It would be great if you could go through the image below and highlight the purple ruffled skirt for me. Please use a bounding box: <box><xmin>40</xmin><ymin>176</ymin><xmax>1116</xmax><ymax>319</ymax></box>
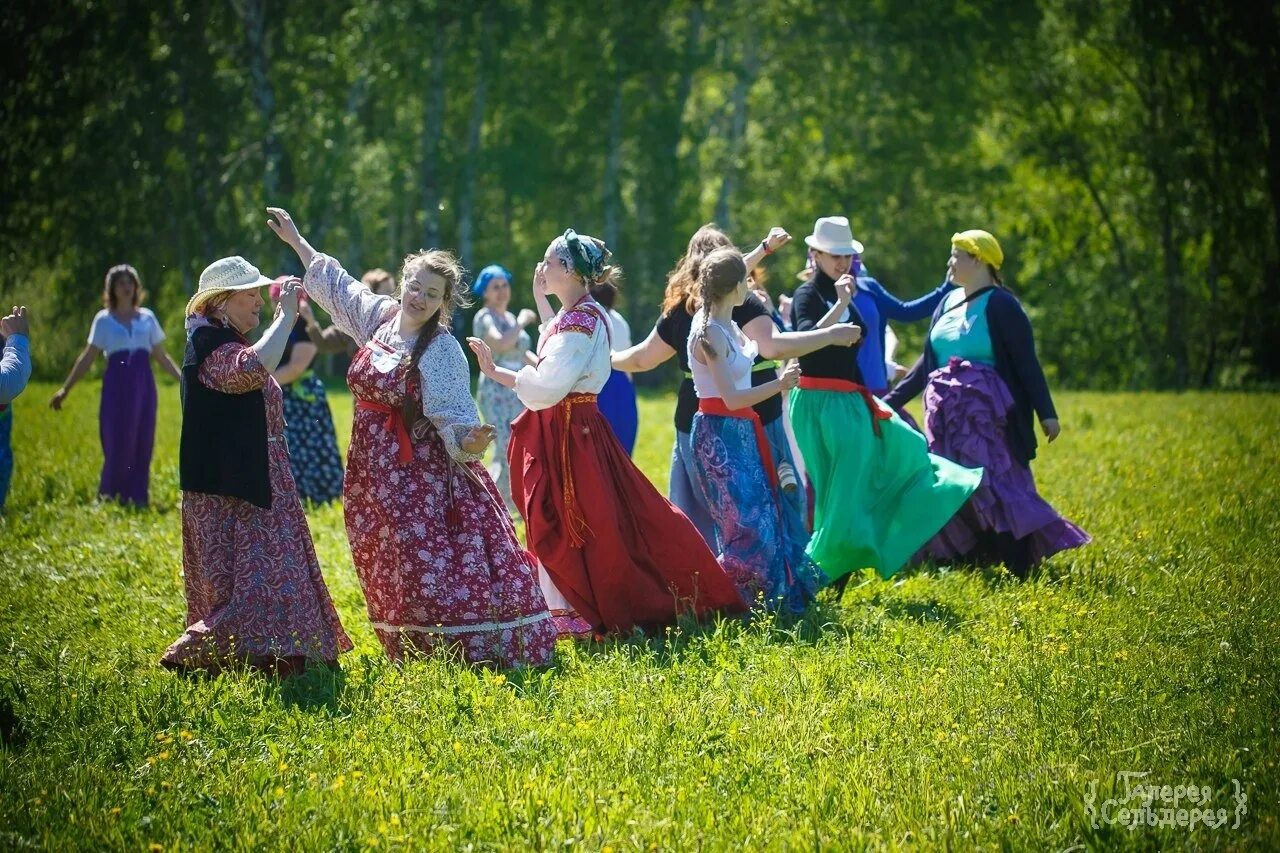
<box><xmin>921</xmin><ymin>358</ymin><xmax>1089</xmax><ymax>572</ymax></box>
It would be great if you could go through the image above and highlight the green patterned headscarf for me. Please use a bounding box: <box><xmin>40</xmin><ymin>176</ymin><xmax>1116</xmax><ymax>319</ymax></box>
<box><xmin>550</xmin><ymin>229</ymin><xmax>610</xmax><ymax>282</ymax></box>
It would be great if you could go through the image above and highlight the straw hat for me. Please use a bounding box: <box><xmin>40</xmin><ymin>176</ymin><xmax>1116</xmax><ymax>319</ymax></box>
<box><xmin>803</xmin><ymin>216</ymin><xmax>865</xmax><ymax>256</ymax></box>
<box><xmin>185</xmin><ymin>256</ymin><xmax>273</xmax><ymax>315</ymax></box>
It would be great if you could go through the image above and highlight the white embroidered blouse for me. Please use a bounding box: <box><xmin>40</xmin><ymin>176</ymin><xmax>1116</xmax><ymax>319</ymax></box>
<box><xmin>303</xmin><ymin>252</ymin><xmax>483</xmax><ymax>463</ymax></box>
<box><xmin>513</xmin><ymin>299</ymin><xmax>612</xmax><ymax>411</ymax></box>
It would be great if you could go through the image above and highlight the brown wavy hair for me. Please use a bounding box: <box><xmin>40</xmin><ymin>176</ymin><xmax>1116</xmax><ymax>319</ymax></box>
<box><xmin>661</xmin><ymin>223</ymin><xmax>735</xmax><ymax>316</ymax></box>
<box><xmin>102</xmin><ymin>264</ymin><xmax>144</xmax><ymax>310</ymax></box>
<box><xmin>397</xmin><ymin>249</ymin><xmax>469</xmax><ymax>427</ymax></box>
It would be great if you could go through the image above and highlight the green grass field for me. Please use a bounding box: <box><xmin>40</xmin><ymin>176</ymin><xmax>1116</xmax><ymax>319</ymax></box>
<box><xmin>1</xmin><ymin>380</ymin><xmax>1277</xmax><ymax>850</ymax></box>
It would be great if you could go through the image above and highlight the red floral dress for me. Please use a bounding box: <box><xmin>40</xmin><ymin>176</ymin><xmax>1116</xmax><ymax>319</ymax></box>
<box><xmin>305</xmin><ymin>253</ymin><xmax>556</xmax><ymax>667</ymax></box>
<box><xmin>162</xmin><ymin>339</ymin><xmax>352</xmax><ymax>671</ymax></box>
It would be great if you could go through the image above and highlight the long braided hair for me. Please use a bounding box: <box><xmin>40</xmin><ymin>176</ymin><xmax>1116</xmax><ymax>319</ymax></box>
<box><xmin>692</xmin><ymin>247</ymin><xmax>748</xmax><ymax>362</ymax></box>
<box><xmin>397</xmin><ymin>249</ymin><xmax>468</xmax><ymax>427</ymax></box>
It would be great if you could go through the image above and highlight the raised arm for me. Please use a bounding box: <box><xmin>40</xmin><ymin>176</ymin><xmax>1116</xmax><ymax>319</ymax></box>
<box><xmin>743</xmin><ymin>227</ymin><xmax>792</xmax><ymax>273</ymax></box>
<box><xmin>251</xmin><ymin>280</ymin><xmax>302</xmax><ymax>373</ymax></box>
<box><xmin>269</xmin><ymin>206</ymin><xmax>394</xmax><ymax>344</ymax></box>
<box><xmin>272</xmin><ymin>341</ymin><xmax>316</xmax><ymax>386</ymax></box>
<box><xmin>0</xmin><ymin>307</ymin><xmax>32</xmax><ymax>405</ymax></box>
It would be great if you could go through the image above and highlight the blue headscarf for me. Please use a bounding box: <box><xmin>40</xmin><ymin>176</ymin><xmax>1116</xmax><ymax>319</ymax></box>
<box><xmin>471</xmin><ymin>264</ymin><xmax>512</xmax><ymax>300</ymax></box>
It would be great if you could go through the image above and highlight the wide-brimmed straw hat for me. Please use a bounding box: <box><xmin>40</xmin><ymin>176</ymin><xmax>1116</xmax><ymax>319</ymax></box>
<box><xmin>803</xmin><ymin>216</ymin><xmax>865</xmax><ymax>256</ymax></box>
<box><xmin>185</xmin><ymin>256</ymin><xmax>273</xmax><ymax>315</ymax></box>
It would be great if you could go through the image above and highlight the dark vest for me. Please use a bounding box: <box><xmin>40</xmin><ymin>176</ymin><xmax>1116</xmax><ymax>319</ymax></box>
<box><xmin>179</xmin><ymin>323</ymin><xmax>272</xmax><ymax>508</ymax></box>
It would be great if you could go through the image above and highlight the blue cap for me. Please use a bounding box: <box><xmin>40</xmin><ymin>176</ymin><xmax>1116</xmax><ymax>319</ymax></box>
<box><xmin>471</xmin><ymin>264</ymin><xmax>512</xmax><ymax>300</ymax></box>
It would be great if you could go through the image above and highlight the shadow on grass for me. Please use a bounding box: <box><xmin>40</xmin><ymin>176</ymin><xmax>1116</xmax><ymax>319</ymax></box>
<box><xmin>275</xmin><ymin>663</ymin><xmax>347</xmax><ymax>713</ymax></box>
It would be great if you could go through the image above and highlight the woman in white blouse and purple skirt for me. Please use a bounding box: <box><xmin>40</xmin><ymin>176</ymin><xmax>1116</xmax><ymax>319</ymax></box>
<box><xmin>49</xmin><ymin>264</ymin><xmax>181</xmax><ymax>506</ymax></box>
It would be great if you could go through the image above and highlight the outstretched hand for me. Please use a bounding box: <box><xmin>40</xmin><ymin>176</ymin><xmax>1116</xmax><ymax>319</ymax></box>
<box><xmin>1041</xmin><ymin>418</ymin><xmax>1061</xmax><ymax>443</ymax></box>
<box><xmin>466</xmin><ymin>337</ymin><xmax>497</xmax><ymax>377</ymax></box>
<box><xmin>461</xmin><ymin>424</ymin><xmax>497</xmax><ymax>454</ymax></box>
<box><xmin>828</xmin><ymin>323</ymin><xmax>862</xmax><ymax>347</ymax></box>
<box><xmin>266</xmin><ymin>207</ymin><xmax>303</xmax><ymax>247</ymax></box>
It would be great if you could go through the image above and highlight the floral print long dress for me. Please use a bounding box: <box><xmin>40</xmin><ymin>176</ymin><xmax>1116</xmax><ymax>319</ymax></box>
<box><xmin>161</xmin><ymin>336</ymin><xmax>352</xmax><ymax>671</ymax></box>
<box><xmin>304</xmin><ymin>253</ymin><xmax>556</xmax><ymax>667</ymax></box>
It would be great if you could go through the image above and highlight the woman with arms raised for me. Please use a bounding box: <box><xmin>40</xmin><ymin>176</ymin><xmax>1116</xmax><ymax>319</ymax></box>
<box><xmin>270</xmin><ymin>207</ymin><xmax>556</xmax><ymax>668</ymax></box>
<box><xmin>469</xmin><ymin>230</ymin><xmax>745</xmax><ymax>637</ymax></box>
<box><xmin>162</xmin><ymin>258</ymin><xmax>351</xmax><ymax>675</ymax></box>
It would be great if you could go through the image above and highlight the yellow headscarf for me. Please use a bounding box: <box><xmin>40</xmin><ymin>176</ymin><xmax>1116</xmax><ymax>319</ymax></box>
<box><xmin>951</xmin><ymin>230</ymin><xmax>1004</xmax><ymax>270</ymax></box>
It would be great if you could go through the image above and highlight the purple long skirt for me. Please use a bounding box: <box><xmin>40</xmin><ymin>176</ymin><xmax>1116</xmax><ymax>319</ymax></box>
<box><xmin>99</xmin><ymin>349</ymin><xmax>157</xmax><ymax>506</ymax></box>
<box><xmin>921</xmin><ymin>358</ymin><xmax>1089</xmax><ymax>573</ymax></box>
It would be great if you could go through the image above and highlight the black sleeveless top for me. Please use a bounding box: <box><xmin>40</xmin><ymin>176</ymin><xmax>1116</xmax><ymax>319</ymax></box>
<box><xmin>179</xmin><ymin>322</ymin><xmax>272</xmax><ymax>508</ymax></box>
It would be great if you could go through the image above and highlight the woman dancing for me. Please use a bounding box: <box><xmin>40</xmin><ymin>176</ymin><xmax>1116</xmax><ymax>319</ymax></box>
<box><xmin>270</xmin><ymin>207</ymin><xmax>556</xmax><ymax>667</ymax></box>
<box><xmin>469</xmin><ymin>229</ymin><xmax>745</xmax><ymax>636</ymax></box>
<box><xmin>883</xmin><ymin>230</ymin><xmax>1090</xmax><ymax>576</ymax></box>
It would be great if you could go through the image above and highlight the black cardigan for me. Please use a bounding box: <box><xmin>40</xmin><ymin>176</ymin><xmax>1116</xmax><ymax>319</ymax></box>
<box><xmin>791</xmin><ymin>270</ymin><xmax>869</xmax><ymax>383</ymax></box>
<box><xmin>179</xmin><ymin>323</ymin><xmax>272</xmax><ymax>508</ymax></box>
<box><xmin>883</xmin><ymin>286</ymin><xmax>1057</xmax><ymax>465</ymax></box>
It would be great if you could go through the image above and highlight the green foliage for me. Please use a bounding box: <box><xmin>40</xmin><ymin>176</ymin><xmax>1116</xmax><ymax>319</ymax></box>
<box><xmin>0</xmin><ymin>0</ymin><xmax>1277</xmax><ymax>389</ymax></box>
<box><xmin>0</xmin><ymin>383</ymin><xmax>1278</xmax><ymax>847</ymax></box>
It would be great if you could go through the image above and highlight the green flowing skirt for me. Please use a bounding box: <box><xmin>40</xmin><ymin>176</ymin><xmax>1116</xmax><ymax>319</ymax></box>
<box><xmin>789</xmin><ymin>387</ymin><xmax>982</xmax><ymax>580</ymax></box>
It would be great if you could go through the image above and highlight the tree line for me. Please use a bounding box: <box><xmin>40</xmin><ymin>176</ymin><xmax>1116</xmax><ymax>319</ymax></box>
<box><xmin>2</xmin><ymin>0</ymin><xmax>1277</xmax><ymax>388</ymax></box>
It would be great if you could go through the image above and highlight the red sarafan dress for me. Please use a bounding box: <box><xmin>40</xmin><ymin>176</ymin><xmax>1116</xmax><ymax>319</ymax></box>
<box><xmin>508</xmin><ymin>295</ymin><xmax>746</xmax><ymax>635</ymax></box>
<box><xmin>304</xmin><ymin>253</ymin><xmax>556</xmax><ymax>668</ymax></box>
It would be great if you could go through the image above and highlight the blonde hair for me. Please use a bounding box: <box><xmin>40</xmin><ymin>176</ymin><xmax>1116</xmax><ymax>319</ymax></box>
<box><xmin>692</xmin><ymin>248</ymin><xmax>747</xmax><ymax>361</ymax></box>
<box><xmin>662</xmin><ymin>223</ymin><xmax>735</xmax><ymax>315</ymax></box>
<box><xmin>186</xmin><ymin>289</ymin><xmax>237</xmax><ymax>319</ymax></box>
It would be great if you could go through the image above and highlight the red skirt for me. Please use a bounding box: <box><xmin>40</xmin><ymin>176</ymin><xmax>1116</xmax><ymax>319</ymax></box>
<box><xmin>509</xmin><ymin>394</ymin><xmax>746</xmax><ymax>634</ymax></box>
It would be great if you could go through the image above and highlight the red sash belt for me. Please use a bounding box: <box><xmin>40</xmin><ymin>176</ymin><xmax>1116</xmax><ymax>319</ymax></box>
<box><xmin>797</xmin><ymin>376</ymin><xmax>893</xmax><ymax>437</ymax></box>
<box><xmin>559</xmin><ymin>393</ymin><xmax>598</xmax><ymax>548</ymax></box>
<box><xmin>697</xmin><ymin>398</ymin><xmax>779</xmax><ymax>491</ymax></box>
<box><xmin>357</xmin><ymin>399</ymin><xmax>413</xmax><ymax>463</ymax></box>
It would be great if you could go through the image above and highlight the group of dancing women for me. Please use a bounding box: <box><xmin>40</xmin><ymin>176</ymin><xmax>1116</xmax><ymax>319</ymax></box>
<box><xmin>19</xmin><ymin>207</ymin><xmax>1089</xmax><ymax>674</ymax></box>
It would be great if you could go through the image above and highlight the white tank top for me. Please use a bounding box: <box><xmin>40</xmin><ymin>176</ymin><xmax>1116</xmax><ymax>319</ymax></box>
<box><xmin>688</xmin><ymin>312</ymin><xmax>758</xmax><ymax>399</ymax></box>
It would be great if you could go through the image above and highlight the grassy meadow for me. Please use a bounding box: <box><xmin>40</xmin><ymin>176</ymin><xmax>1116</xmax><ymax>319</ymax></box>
<box><xmin>0</xmin><ymin>378</ymin><xmax>1277</xmax><ymax>850</ymax></box>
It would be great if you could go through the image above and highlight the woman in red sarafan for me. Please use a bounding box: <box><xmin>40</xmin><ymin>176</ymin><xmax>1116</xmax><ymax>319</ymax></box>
<box><xmin>469</xmin><ymin>229</ymin><xmax>746</xmax><ymax>637</ymax></box>
<box><xmin>269</xmin><ymin>207</ymin><xmax>556</xmax><ymax>668</ymax></box>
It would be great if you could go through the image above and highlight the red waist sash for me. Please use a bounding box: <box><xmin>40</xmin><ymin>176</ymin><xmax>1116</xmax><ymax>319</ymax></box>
<box><xmin>558</xmin><ymin>393</ymin><xmax>598</xmax><ymax>548</ymax></box>
<box><xmin>357</xmin><ymin>399</ymin><xmax>413</xmax><ymax>463</ymax></box>
<box><xmin>797</xmin><ymin>376</ymin><xmax>893</xmax><ymax>437</ymax></box>
<box><xmin>697</xmin><ymin>398</ymin><xmax>779</xmax><ymax>491</ymax></box>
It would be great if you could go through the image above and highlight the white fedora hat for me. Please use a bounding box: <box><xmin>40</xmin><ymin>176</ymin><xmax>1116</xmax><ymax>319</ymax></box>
<box><xmin>803</xmin><ymin>216</ymin><xmax>865</xmax><ymax>256</ymax></box>
<box><xmin>186</xmin><ymin>256</ymin><xmax>273</xmax><ymax>315</ymax></box>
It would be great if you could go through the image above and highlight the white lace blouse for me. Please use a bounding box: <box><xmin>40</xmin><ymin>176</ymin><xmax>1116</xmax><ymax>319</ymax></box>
<box><xmin>514</xmin><ymin>300</ymin><xmax>612</xmax><ymax>411</ymax></box>
<box><xmin>303</xmin><ymin>253</ymin><xmax>483</xmax><ymax>463</ymax></box>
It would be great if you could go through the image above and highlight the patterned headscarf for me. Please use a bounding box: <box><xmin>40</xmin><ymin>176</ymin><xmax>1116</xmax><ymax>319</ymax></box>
<box><xmin>471</xmin><ymin>264</ymin><xmax>513</xmax><ymax>300</ymax></box>
<box><xmin>550</xmin><ymin>229</ymin><xmax>610</xmax><ymax>282</ymax></box>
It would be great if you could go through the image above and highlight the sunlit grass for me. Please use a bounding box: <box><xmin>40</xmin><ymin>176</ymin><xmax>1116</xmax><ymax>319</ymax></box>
<box><xmin>0</xmin><ymin>380</ymin><xmax>1276</xmax><ymax>849</ymax></box>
